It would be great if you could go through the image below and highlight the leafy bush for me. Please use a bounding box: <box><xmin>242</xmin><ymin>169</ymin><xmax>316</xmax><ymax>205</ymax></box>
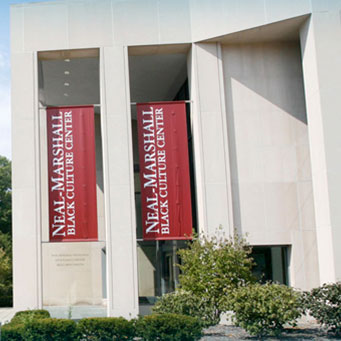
<box><xmin>230</xmin><ymin>282</ymin><xmax>302</xmax><ymax>336</ymax></box>
<box><xmin>10</xmin><ymin>309</ymin><xmax>50</xmax><ymax>325</ymax></box>
<box><xmin>152</xmin><ymin>289</ymin><xmax>218</xmax><ymax>327</ymax></box>
<box><xmin>1</xmin><ymin>314</ymin><xmax>201</xmax><ymax>341</ymax></box>
<box><xmin>304</xmin><ymin>282</ymin><xmax>341</xmax><ymax>335</ymax></box>
<box><xmin>0</xmin><ymin>243</ymin><xmax>12</xmax><ymax>308</ymax></box>
<box><xmin>136</xmin><ymin>313</ymin><xmax>202</xmax><ymax>341</ymax></box>
<box><xmin>24</xmin><ymin>318</ymin><xmax>78</xmax><ymax>341</ymax></box>
<box><xmin>0</xmin><ymin>156</ymin><xmax>12</xmax><ymax>235</ymax></box>
<box><xmin>1</xmin><ymin>323</ymin><xmax>25</xmax><ymax>341</ymax></box>
<box><xmin>77</xmin><ymin>317</ymin><xmax>135</xmax><ymax>340</ymax></box>
<box><xmin>2</xmin><ymin>309</ymin><xmax>51</xmax><ymax>340</ymax></box>
<box><xmin>2</xmin><ymin>316</ymin><xmax>76</xmax><ymax>341</ymax></box>
<box><xmin>177</xmin><ymin>231</ymin><xmax>255</xmax><ymax>322</ymax></box>
<box><xmin>0</xmin><ymin>156</ymin><xmax>12</xmax><ymax>307</ymax></box>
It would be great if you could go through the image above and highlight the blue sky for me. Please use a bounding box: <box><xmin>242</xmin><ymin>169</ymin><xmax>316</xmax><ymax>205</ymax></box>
<box><xmin>0</xmin><ymin>0</ymin><xmax>52</xmax><ymax>160</ymax></box>
<box><xmin>0</xmin><ymin>1</ymin><xmax>13</xmax><ymax>159</ymax></box>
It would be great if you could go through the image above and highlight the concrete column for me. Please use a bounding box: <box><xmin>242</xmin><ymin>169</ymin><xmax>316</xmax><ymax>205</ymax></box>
<box><xmin>189</xmin><ymin>43</ymin><xmax>233</xmax><ymax>236</ymax></box>
<box><xmin>101</xmin><ymin>46</ymin><xmax>138</xmax><ymax>318</ymax></box>
<box><xmin>12</xmin><ymin>52</ymin><xmax>42</xmax><ymax>309</ymax></box>
<box><xmin>300</xmin><ymin>13</ymin><xmax>341</xmax><ymax>283</ymax></box>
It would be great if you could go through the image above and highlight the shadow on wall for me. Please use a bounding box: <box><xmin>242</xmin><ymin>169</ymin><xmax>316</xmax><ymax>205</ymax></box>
<box><xmin>222</xmin><ymin>41</ymin><xmax>310</xmax><ymax>237</ymax></box>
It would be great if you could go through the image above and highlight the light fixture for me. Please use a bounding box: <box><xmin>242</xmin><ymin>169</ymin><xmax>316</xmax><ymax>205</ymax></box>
<box><xmin>64</xmin><ymin>82</ymin><xmax>70</xmax><ymax>86</ymax></box>
<box><xmin>64</xmin><ymin>71</ymin><xmax>70</xmax><ymax>75</ymax></box>
<box><xmin>64</xmin><ymin>59</ymin><xmax>70</xmax><ymax>62</ymax></box>
<box><xmin>64</xmin><ymin>93</ymin><xmax>69</xmax><ymax>97</ymax></box>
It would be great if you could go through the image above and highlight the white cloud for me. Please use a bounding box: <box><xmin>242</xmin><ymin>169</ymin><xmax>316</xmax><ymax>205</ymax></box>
<box><xmin>0</xmin><ymin>82</ymin><xmax>11</xmax><ymax>159</ymax></box>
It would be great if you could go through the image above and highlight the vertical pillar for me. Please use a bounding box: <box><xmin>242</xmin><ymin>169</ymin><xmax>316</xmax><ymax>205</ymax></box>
<box><xmin>12</xmin><ymin>52</ymin><xmax>42</xmax><ymax>309</ymax></box>
<box><xmin>101</xmin><ymin>46</ymin><xmax>138</xmax><ymax>318</ymax></box>
<box><xmin>188</xmin><ymin>43</ymin><xmax>233</xmax><ymax>236</ymax></box>
<box><xmin>300</xmin><ymin>12</ymin><xmax>341</xmax><ymax>283</ymax></box>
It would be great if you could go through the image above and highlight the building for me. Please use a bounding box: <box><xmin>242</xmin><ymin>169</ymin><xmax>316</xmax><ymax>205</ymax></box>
<box><xmin>11</xmin><ymin>0</ymin><xmax>341</xmax><ymax>319</ymax></box>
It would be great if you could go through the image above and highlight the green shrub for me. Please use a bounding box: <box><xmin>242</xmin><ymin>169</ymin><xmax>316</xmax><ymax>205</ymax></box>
<box><xmin>2</xmin><ymin>309</ymin><xmax>51</xmax><ymax>340</ymax></box>
<box><xmin>152</xmin><ymin>289</ymin><xmax>218</xmax><ymax>327</ymax></box>
<box><xmin>136</xmin><ymin>313</ymin><xmax>202</xmax><ymax>341</ymax></box>
<box><xmin>178</xmin><ymin>231</ymin><xmax>255</xmax><ymax>323</ymax></box>
<box><xmin>230</xmin><ymin>282</ymin><xmax>302</xmax><ymax>336</ymax></box>
<box><xmin>77</xmin><ymin>317</ymin><xmax>135</xmax><ymax>340</ymax></box>
<box><xmin>24</xmin><ymin>318</ymin><xmax>78</xmax><ymax>341</ymax></box>
<box><xmin>1</xmin><ymin>323</ymin><xmax>25</xmax><ymax>341</ymax></box>
<box><xmin>0</xmin><ymin>245</ymin><xmax>12</xmax><ymax>308</ymax></box>
<box><xmin>305</xmin><ymin>282</ymin><xmax>341</xmax><ymax>335</ymax></box>
<box><xmin>10</xmin><ymin>309</ymin><xmax>50</xmax><ymax>325</ymax></box>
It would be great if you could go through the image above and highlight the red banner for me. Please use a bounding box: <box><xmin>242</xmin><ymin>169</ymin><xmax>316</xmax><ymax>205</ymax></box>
<box><xmin>137</xmin><ymin>102</ymin><xmax>192</xmax><ymax>240</ymax></box>
<box><xmin>47</xmin><ymin>106</ymin><xmax>98</xmax><ymax>242</ymax></box>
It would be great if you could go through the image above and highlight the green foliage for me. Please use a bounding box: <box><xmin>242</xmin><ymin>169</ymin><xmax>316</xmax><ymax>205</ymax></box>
<box><xmin>2</xmin><ymin>314</ymin><xmax>200</xmax><ymax>341</ymax></box>
<box><xmin>77</xmin><ymin>317</ymin><xmax>136</xmax><ymax>340</ymax></box>
<box><xmin>0</xmin><ymin>237</ymin><xmax>12</xmax><ymax>307</ymax></box>
<box><xmin>136</xmin><ymin>313</ymin><xmax>202</xmax><ymax>341</ymax></box>
<box><xmin>0</xmin><ymin>231</ymin><xmax>11</xmax><ymax>254</ymax></box>
<box><xmin>230</xmin><ymin>282</ymin><xmax>302</xmax><ymax>336</ymax></box>
<box><xmin>10</xmin><ymin>309</ymin><xmax>51</xmax><ymax>325</ymax></box>
<box><xmin>0</xmin><ymin>247</ymin><xmax>11</xmax><ymax>290</ymax></box>
<box><xmin>0</xmin><ymin>156</ymin><xmax>11</xmax><ymax>235</ymax></box>
<box><xmin>177</xmin><ymin>231</ymin><xmax>255</xmax><ymax>321</ymax></box>
<box><xmin>3</xmin><ymin>313</ymin><xmax>75</xmax><ymax>341</ymax></box>
<box><xmin>1</xmin><ymin>323</ymin><xmax>25</xmax><ymax>341</ymax></box>
<box><xmin>152</xmin><ymin>289</ymin><xmax>219</xmax><ymax>327</ymax></box>
<box><xmin>304</xmin><ymin>282</ymin><xmax>341</xmax><ymax>335</ymax></box>
<box><xmin>23</xmin><ymin>318</ymin><xmax>78</xmax><ymax>341</ymax></box>
<box><xmin>0</xmin><ymin>156</ymin><xmax>12</xmax><ymax>307</ymax></box>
